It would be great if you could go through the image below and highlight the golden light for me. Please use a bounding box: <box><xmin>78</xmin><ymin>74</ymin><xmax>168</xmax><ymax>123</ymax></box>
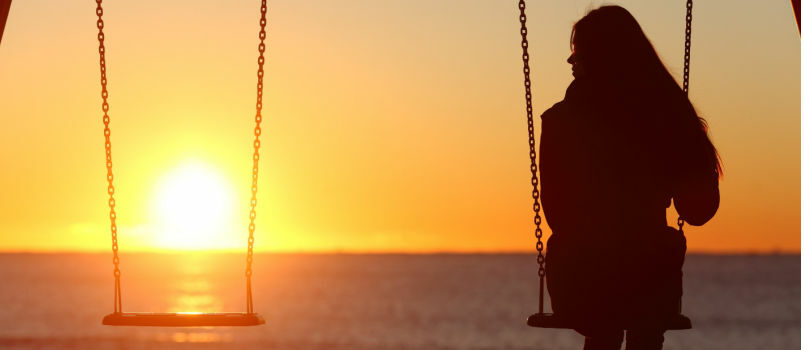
<box><xmin>150</xmin><ymin>161</ymin><xmax>239</xmax><ymax>250</ymax></box>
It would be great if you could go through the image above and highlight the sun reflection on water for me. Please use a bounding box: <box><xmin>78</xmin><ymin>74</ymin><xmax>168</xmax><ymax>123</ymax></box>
<box><xmin>169</xmin><ymin>294</ymin><xmax>223</xmax><ymax>313</ymax></box>
<box><xmin>154</xmin><ymin>332</ymin><xmax>232</xmax><ymax>343</ymax></box>
<box><xmin>168</xmin><ymin>256</ymin><xmax>224</xmax><ymax>313</ymax></box>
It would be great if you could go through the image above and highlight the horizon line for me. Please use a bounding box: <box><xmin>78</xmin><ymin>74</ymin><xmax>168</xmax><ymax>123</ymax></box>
<box><xmin>0</xmin><ymin>249</ymin><xmax>799</xmax><ymax>256</ymax></box>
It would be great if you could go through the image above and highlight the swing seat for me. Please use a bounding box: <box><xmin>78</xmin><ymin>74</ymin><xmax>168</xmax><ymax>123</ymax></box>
<box><xmin>102</xmin><ymin>312</ymin><xmax>265</xmax><ymax>327</ymax></box>
<box><xmin>527</xmin><ymin>313</ymin><xmax>691</xmax><ymax>330</ymax></box>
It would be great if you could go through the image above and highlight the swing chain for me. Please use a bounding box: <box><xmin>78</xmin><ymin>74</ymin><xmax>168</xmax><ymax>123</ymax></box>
<box><xmin>678</xmin><ymin>0</ymin><xmax>693</xmax><ymax>232</ymax></box>
<box><xmin>245</xmin><ymin>0</ymin><xmax>267</xmax><ymax>315</ymax></box>
<box><xmin>517</xmin><ymin>0</ymin><xmax>546</xmax><ymax>312</ymax></box>
<box><xmin>95</xmin><ymin>0</ymin><xmax>122</xmax><ymax>313</ymax></box>
<box><xmin>682</xmin><ymin>0</ymin><xmax>692</xmax><ymax>95</ymax></box>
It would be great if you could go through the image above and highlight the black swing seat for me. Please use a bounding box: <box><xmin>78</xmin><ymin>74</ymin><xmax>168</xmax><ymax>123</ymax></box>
<box><xmin>527</xmin><ymin>313</ymin><xmax>691</xmax><ymax>330</ymax></box>
<box><xmin>102</xmin><ymin>312</ymin><xmax>265</xmax><ymax>327</ymax></box>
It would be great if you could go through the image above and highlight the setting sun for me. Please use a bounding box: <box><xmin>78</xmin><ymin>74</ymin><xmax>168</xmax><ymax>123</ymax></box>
<box><xmin>150</xmin><ymin>161</ymin><xmax>239</xmax><ymax>250</ymax></box>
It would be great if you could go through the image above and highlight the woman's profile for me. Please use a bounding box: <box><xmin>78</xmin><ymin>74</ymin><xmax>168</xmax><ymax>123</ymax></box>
<box><xmin>540</xmin><ymin>6</ymin><xmax>721</xmax><ymax>350</ymax></box>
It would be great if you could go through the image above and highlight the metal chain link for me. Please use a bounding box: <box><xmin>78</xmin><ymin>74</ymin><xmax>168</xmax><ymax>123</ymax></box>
<box><xmin>95</xmin><ymin>0</ymin><xmax>122</xmax><ymax>314</ymax></box>
<box><xmin>518</xmin><ymin>0</ymin><xmax>546</xmax><ymax>314</ymax></box>
<box><xmin>679</xmin><ymin>0</ymin><xmax>693</xmax><ymax>232</ymax></box>
<box><xmin>245</xmin><ymin>0</ymin><xmax>267</xmax><ymax>315</ymax></box>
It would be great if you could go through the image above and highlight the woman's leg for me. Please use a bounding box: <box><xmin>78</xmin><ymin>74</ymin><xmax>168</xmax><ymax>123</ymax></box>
<box><xmin>624</xmin><ymin>329</ymin><xmax>665</xmax><ymax>350</ymax></box>
<box><xmin>580</xmin><ymin>330</ymin><xmax>624</xmax><ymax>350</ymax></box>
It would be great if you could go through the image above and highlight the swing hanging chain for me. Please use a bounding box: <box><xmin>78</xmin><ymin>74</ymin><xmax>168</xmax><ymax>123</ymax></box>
<box><xmin>517</xmin><ymin>0</ymin><xmax>546</xmax><ymax>314</ymax></box>
<box><xmin>682</xmin><ymin>0</ymin><xmax>693</xmax><ymax>96</ymax></box>
<box><xmin>678</xmin><ymin>0</ymin><xmax>693</xmax><ymax>232</ymax></box>
<box><xmin>95</xmin><ymin>0</ymin><xmax>121</xmax><ymax>314</ymax></box>
<box><xmin>245</xmin><ymin>0</ymin><xmax>267</xmax><ymax>315</ymax></box>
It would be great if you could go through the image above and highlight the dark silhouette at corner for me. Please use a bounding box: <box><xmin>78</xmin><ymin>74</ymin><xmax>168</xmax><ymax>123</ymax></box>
<box><xmin>539</xmin><ymin>6</ymin><xmax>721</xmax><ymax>350</ymax></box>
<box><xmin>0</xmin><ymin>0</ymin><xmax>12</xmax><ymax>46</ymax></box>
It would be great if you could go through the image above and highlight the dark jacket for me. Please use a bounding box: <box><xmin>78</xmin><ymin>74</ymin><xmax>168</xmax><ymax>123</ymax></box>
<box><xmin>540</xmin><ymin>78</ymin><xmax>719</xmax><ymax>329</ymax></box>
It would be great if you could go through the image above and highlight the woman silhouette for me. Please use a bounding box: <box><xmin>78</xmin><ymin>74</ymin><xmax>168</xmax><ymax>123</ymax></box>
<box><xmin>540</xmin><ymin>6</ymin><xmax>721</xmax><ymax>350</ymax></box>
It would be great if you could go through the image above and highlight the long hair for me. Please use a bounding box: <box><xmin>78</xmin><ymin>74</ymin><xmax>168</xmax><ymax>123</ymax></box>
<box><xmin>571</xmin><ymin>5</ymin><xmax>722</xmax><ymax>176</ymax></box>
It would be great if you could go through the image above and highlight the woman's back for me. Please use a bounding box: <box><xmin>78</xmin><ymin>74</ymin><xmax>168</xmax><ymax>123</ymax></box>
<box><xmin>541</xmin><ymin>78</ymin><xmax>675</xmax><ymax>239</ymax></box>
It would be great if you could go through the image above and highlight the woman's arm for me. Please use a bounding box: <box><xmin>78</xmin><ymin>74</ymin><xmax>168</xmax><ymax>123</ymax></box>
<box><xmin>539</xmin><ymin>105</ymin><xmax>574</xmax><ymax>231</ymax></box>
<box><xmin>672</xmin><ymin>125</ymin><xmax>721</xmax><ymax>226</ymax></box>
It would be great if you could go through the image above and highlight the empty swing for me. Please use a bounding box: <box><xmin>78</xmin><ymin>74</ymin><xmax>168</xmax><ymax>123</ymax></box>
<box><xmin>96</xmin><ymin>0</ymin><xmax>268</xmax><ymax>327</ymax></box>
<box><xmin>519</xmin><ymin>0</ymin><xmax>695</xmax><ymax>331</ymax></box>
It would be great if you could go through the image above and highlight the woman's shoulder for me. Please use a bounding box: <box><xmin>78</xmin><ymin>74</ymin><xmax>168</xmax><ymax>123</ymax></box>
<box><xmin>541</xmin><ymin>100</ymin><xmax>568</xmax><ymax>121</ymax></box>
<box><xmin>541</xmin><ymin>78</ymin><xmax>594</xmax><ymax>122</ymax></box>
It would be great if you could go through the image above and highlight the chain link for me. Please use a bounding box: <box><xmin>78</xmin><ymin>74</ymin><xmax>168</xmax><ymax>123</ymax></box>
<box><xmin>95</xmin><ymin>0</ymin><xmax>122</xmax><ymax>314</ymax></box>
<box><xmin>245</xmin><ymin>0</ymin><xmax>267</xmax><ymax>314</ymax></box>
<box><xmin>517</xmin><ymin>0</ymin><xmax>546</xmax><ymax>314</ymax></box>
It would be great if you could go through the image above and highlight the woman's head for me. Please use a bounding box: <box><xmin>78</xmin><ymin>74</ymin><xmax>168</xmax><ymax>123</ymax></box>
<box><xmin>570</xmin><ymin>6</ymin><xmax>664</xmax><ymax>81</ymax></box>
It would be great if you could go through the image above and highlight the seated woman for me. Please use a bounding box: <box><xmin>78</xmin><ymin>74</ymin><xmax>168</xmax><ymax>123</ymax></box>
<box><xmin>539</xmin><ymin>6</ymin><xmax>721</xmax><ymax>350</ymax></box>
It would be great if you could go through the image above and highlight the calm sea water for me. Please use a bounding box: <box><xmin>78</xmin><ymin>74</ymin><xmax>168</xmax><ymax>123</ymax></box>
<box><xmin>0</xmin><ymin>253</ymin><xmax>798</xmax><ymax>350</ymax></box>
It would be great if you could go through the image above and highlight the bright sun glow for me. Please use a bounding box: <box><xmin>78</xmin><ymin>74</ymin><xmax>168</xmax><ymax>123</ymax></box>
<box><xmin>150</xmin><ymin>161</ymin><xmax>239</xmax><ymax>250</ymax></box>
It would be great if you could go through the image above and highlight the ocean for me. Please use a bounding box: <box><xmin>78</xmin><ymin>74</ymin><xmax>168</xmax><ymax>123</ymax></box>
<box><xmin>0</xmin><ymin>253</ymin><xmax>798</xmax><ymax>350</ymax></box>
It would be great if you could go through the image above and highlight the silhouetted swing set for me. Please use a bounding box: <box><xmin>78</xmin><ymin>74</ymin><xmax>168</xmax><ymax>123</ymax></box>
<box><xmin>96</xmin><ymin>0</ymin><xmax>267</xmax><ymax>327</ymax></box>
<box><xmin>77</xmin><ymin>0</ymin><xmax>798</xmax><ymax>329</ymax></box>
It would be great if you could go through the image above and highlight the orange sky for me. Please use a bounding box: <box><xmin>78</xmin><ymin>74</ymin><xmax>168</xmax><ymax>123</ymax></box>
<box><xmin>0</xmin><ymin>0</ymin><xmax>799</xmax><ymax>253</ymax></box>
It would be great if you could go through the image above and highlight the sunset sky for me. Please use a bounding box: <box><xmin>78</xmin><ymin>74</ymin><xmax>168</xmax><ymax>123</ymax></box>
<box><xmin>0</xmin><ymin>0</ymin><xmax>799</xmax><ymax>253</ymax></box>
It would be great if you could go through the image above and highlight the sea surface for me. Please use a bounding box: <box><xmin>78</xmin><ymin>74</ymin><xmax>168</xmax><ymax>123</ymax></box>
<box><xmin>0</xmin><ymin>253</ymin><xmax>798</xmax><ymax>350</ymax></box>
